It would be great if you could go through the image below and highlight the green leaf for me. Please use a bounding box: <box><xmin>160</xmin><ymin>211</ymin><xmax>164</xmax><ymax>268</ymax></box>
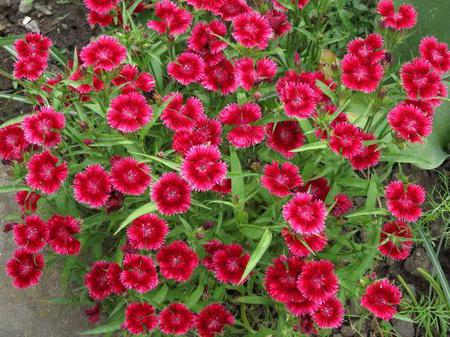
<box><xmin>114</xmin><ymin>202</ymin><xmax>157</xmax><ymax>234</ymax></box>
<box><xmin>79</xmin><ymin>321</ymin><xmax>121</xmax><ymax>335</ymax></box>
<box><xmin>230</xmin><ymin>147</ymin><xmax>245</xmax><ymax>202</ymax></box>
<box><xmin>290</xmin><ymin>141</ymin><xmax>327</xmax><ymax>153</ymax></box>
<box><xmin>0</xmin><ymin>185</ymin><xmax>29</xmax><ymax>193</ymax></box>
<box><xmin>235</xmin><ymin>296</ymin><xmax>271</xmax><ymax>305</ymax></box>
<box><xmin>346</xmin><ymin>208</ymin><xmax>387</xmax><ymax>218</ymax></box>
<box><xmin>240</xmin><ymin>228</ymin><xmax>272</xmax><ymax>283</ymax></box>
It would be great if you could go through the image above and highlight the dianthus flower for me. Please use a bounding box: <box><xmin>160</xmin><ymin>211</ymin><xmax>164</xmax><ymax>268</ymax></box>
<box><xmin>188</xmin><ymin>20</ymin><xmax>228</xmax><ymax>54</ymax></box>
<box><xmin>84</xmin><ymin>261</ymin><xmax>113</xmax><ymax>301</ymax></box>
<box><xmin>385</xmin><ymin>180</ymin><xmax>425</xmax><ymax>222</ymax></box>
<box><xmin>388</xmin><ymin>103</ymin><xmax>432</xmax><ymax>143</ymax></box>
<box><xmin>227</xmin><ymin>125</ymin><xmax>265</xmax><ymax>148</ymax></box>
<box><xmin>379</xmin><ymin>220</ymin><xmax>413</xmax><ymax>260</ymax></box>
<box><xmin>332</xmin><ymin>194</ymin><xmax>353</xmax><ymax>216</ymax></box>
<box><xmin>127</xmin><ymin>214</ymin><xmax>168</xmax><ymax>250</ymax></box>
<box><xmin>349</xmin><ymin>132</ymin><xmax>381</xmax><ymax>170</ymax></box>
<box><xmin>120</xmin><ymin>254</ymin><xmax>159</xmax><ymax>293</ymax></box>
<box><xmin>261</xmin><ymin>161</ymin><xmax>303</xmax><ymax>197</ymax></box>
<box><xmin>186</xmin><ymin>0</ymin><xmax>221</xmax><ymax>12</ymax></box>
<box><xmin>83</xmin><ymin>0</ymin><xmax>119</xmax><ymax>14</ymax></box>
<box><xmin>212</xmin><ymin>178</ymin><xmax>232</xmax><ymax>194</ymax></box>
<box><xmin>202</xmin><ymin>240</ymin><xmax>227</xmax><ymax>271</ymax></box>
<box><xmin>80</xmin><ymin>35</ymin><xmax>126</xmax><ymax>71</ymax></box>
<box><xmin>281</xmin><ymin>82</ymin><xmax>319</xmax><ymax>118</ymax></box>
<box><xmin>26</xmin><ymin>151</ymin><xmax>68</xmax><ymax>194</ymax></box>
<box><xmin>298</xmin><ymin>177</ymin><xmax>330</xmax><ymax>201</ymax></box>
<box><xmin>107</xmin><ymin>262</ymin><xmax>126</xmax><ymax>295</ymax></box>
<box><xmin>0</xmin><ymin>124</ymin><xmax>28</xmax><ymax>161</ymax></box>
<box><xmin>13</xmin><ymin>214</ymin><xmax>47</xmax><ymax>253</ymax></box>
<box><xmin>84</xmin><ymin>303</ymin><xmax>101</xmax><ymax>324</ymax></box>
<box><xmin>329</xmin><ymin>122</ymin><xmax>363</xmax><ymax>159</ymax></box>
<box><xmin>6</xmin><ymin>249</ymin><xmax>44</xmax><ymax>289</ymax></box>
<box><xmin>235</xmin><ymin>57</ymin><xmax>278</xmax><ymax>90</ymax></box>
<box><xmin>107</xmin><ymin>92</ymin><xmax>152</xmax><ymax>133</ymax></box>
<box><xmin>14</xmin><ymin>32</ymin><xmax>52</xmax><ymax>58</ymax></box>
<box><xmin>312</xmin><ymin>297</ymin><xmax>344</xmax><ymax>328</ymax></box>
<box><xmin>23</xmin><ymin>106</ymin><xmax>65</xmax><ymax>147</ymax></box>
<box><xmin>346</xmin><ymin>33</ymin><xmax>385</xmax><ymax>64</ymax></box>
<box><xmin>157</xmin><ymin>240</ymin><xmax>199</xmax><ymax>282</ymax></box>
<box><xmin>377</xmin><ymin>0</ymin><xmax>417</xmax><ymax>30</ymax></box>
<box><xmin>161</xmin><ymin>93</ymin><xmax>205</xmax><ymax>132</ymax></box>
<box><xmin>265</xmin><ymin>9</ymin><xmax>292</xmax><ymax>37</ymax></box>
<box><xmin>112</xmin><ymin>64</ymin><xmax>155</xmax><ymax>94</ymax></box>
<box><xmin>201</xmin><ymin>58</ymin><xmax>238</xmax><ymax>95</ymax></box>
<box><xmin>361</xmin><ymin>279</ymin><xmax>402</xmax><ymax>320</ymax></box>
<box><xmin>214</xmin><ymin>0</ymin><xmax>251</xmax><ymax>21</ymax></box>
<box><xmin>87</xmin><ymin>10</ymin><xmax>114</xmax><ymax>27</ymax></box>
<box><xmin>147</xmin><ymin>0</ymin><xmax>192</xmax><ymax>36</ymax></box>
<box><xmin>167</xmin><ymin>52</ymin><xmax>205</xmax><ymax>85</ymax></box>
<box><xmin>15</xmin><ymin>191</ymin><xmax>40</xmax><ymax>213</ymax></box>
<box><xmin>297</xmin><ymin>260</ymin><xmax>339</xmax><ymax>303</ymax></box>
<box><xmin>159</xmin><ymin>303</ymin><xmax>195</xmax><ymax>335</ymax></box>
<box><xmin>400</xmin><ymin>58</ymin><xmax>442</xmax><ymax>100</ymax></box>
<box><xmin>213</xmin><ymin>243</ymin><xmax>250</xmax><ymax>285</ymax></box>
<box><xmin>122</xmin><ymin>302</ymin><xmax>158</xmax><ymax>335</ymax></box>
<box><xmin>341</xmin><ymin>54</ymin><xmax>384</xmax><ymax>93</ymax></box>
<box><xmin>151</xmin><ymin>172</ymin><xmax>192</xmax><ymax>215</ymax></box>
<box><xmin>419</xmin><ymin>36</ymin><xmax>450</xmax><ymax>74</ymax></box>
<box><xmin>232</xmin><ymin>11</ymin><xmax>273</xmax><ymax>50</ymax></box>
<box><xmin>281</xmin><ymin>228</ymin><xmax>327</xmax><ymax>257</ymax></box>
<box><xmin>73</xmin><ymin>164</ymin><xmax>111</xmax><ymax>208</ymax></box>
<box><xmin>46</xmin><ymin>215</ymin><xmax>81</xmax><ymax>255</ymax></box>
<box><xmin>219</xmin><ymin>102</ymin><xmax>261</xmax><ymax>125</ymax></box>
<box><xmin>14</xmin><ymin>55</ymin><xmax>48</xmax><ymax>81</ymax></box>
<box><xmin>266</xmin><ymin>121</ymin><xmax>305</xmax><ymax>159</ymax></box>
<box><xmin>110</xmin><ymin>157</ymin><xmax>151</xmax><ymax>195</ymax></box>
<box><xmin>195</xmin><ymin>303</ymin><xmax>235</xmax><ymax>337</ymax></box>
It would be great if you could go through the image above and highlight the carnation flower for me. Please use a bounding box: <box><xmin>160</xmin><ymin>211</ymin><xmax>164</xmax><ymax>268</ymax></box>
<box><xmin>87</xmin><ymin>10</ymin><xmax>114</xmax><ymax>27</ymax></box>
<box><xmin>13</xmin><ymin>215</ymin><xmax>47</xmax><ymax>253</ymax></box>
<box><xmin>112</xmin><ymin>64</ymin><xmax>155</xmax><ymax>94</ymax></box>
<box><xmin>227</xmin><ymin>125</ymin><xmax>265</xmax><ymax>148</ymax></box>
<box><xmin>232</xmin><ymin>11</ymin><xmax>273</xmax><ymax>50</ymax></box>
<box><xmin>186</xmin><ymin>0</ymin><xmax>221</xmax><ymax>11</ymax></box>
<box><xmin>281</xmin><ymin>228</ymin><xmax>327</xmax><ymax>257</ymax></box>
<box><xmin>261</xmin><ymin>161</ymin><xmax>303</xmax><ymax>197</ymax></box>
<box><xmin>329</xmin><ymin>122</ymin><xmax>363</xmax><ymax>159</ymax></box>
<box><xmin>298</xmin><ymin>177</ymin><xmax>330</xmax><ymax>201</ymax></box>
<box><xmin>161</xmin><ymin>93</ymin><xmax>205</xmax><ymax>131</ymax></box>
<box><xmin>73</xmin><ymin>164</ymin><xmax>111</xmax><ymax>208</ymax></box>
<box><xmin>14</xmin><ymin>55</ymin><xmax>48</xmax><ymax>81</ymax></box>
<box><xmin>212</xmin><ymin>178</ymin><xmax>232</xmax><ymax>194</ymax></box>
<box><xmin>156</xmin><ymin>240</ymin><xmax>199</xmax><ymax>282</ymax></box>
<box><xmin>159</xmin><ymin>303</ymin><xmax>195</xmax><ymax>335</ymax></box>
<box><xmin>151</xmin><ymin>172</ymin><xmax>192</xmax><ymax>215</ymax></box>
<box><xmin>84</xmin><ymin>261</ymin><xmax>113</xmax><ymax>301</ymax></box>
<box><xmin>297</xmin><ymin>260</ymin><xmax>339</xmax><ymax>303</ymax></box>
<box><xmin>285</xmin><ymin>293</ymin><xmax>319</xmax><ymax>317</ymax></box>
<box><xmin>419</xmin><ymin>36</ymin><xmax>450</xmax><ymax>74</ymax></box>
<box><xmin>265</xmin><ymin>9</ymin><xmax>292</xmax><ymax>37</ymax></box>
<box><xmin>106</xmin><ymin>262</ymin><xmax>126</xmax><ymax>295</ymax></box>
<box><xmin>385</xmin><ymin>180</ymin><xmax>425</xmax><ymax>222</ymax></box>
<box><xmin>212</xmin><ymin>243</ymin><xmax>250</xmax><ymax>285</ymax></box>
<box><xmin>188</xmin><ymin>20</ymin><xmax>228</xmax><ymax>55</ymax></box>
<box><xmin>266</xmin><ymin>121</ymin><xmax>305</xmax><ymax>159</ymax></box>
<box><xmin>341</xmin><ymin>54</ymin><xmax>384</xmax><ymax>93</ymax></box>
<box><xmin>349</xmin><ymin>132</ymin><xmax>381</xmax><ymax>170</ymax></box>
<box><xmin>23</xmin><ymin>106</ymin><xmax>66</xmax><ymax>147</ymax></box>
<box><xmin>46</xmin><ymin>215</ymin><xmax>81</xmax><ymax>255</ymax></box>
<box><xmin>400</xmin><ymin>58</ymin><xmax>442</xmax><ymax>100</ymax></box>
<box><xmin>0</xmin><ymin>124</ymin><xmax>28</xmax><ymax>161</ymax></box>
<box><xmin>195</xmin><ymin>303</ymin><xmax>235</xmax><ymax>337</ymax></box>
<box><xmin>15</xmin><ymin>191</ymin><xmax>41</xmax><ymax>213</ymax></box>
<box><xmin>26</xmin><ymin>151</ymin><xmax>68</xmax><ymax>194</ymax></box>
<box><xmin>346</xmin><ymin>33</ymin><xmax>385</xmax><ymax>64</ymax></box>
<box><xmin>379</xmin><ymin>220</ymin><xmax>413</xmax><ymax>260</ymax></box>
<box><xmin>147</xmin><ymin>0</ymin><xmax>192</xmax><ymax>36</ymax></box>
<box><xmin>219</xmin><ymin>102</ymin><xmax>261</xmax><ymax>125</ymax></box>
<box><xmin>6</xmin><ymin>249</ymin><xmax>44</xmax><ymax>289</ymax></box>
<box><xmin>332</xmin><ymin>194</ymin><xmax>353</xmax><ymax>216</ymax></box>
<box><xmin>201</xmin><ymin>58</ymin><xmax>238</xmax><ymax>95</ymax></box>
<box><xmin>14</xmin><ymin>32</ymin><xmax>52</xmax><ymax>58</ymax></box>
<box><xmin>388</xmin><ymin>103</ymin><xmax>432</xmax><ymax>143</ymax></box>
<box><xmin>361</xmin><ymin>279</ymin><xmax>402</xmax><ymax>320</ymax></box>
<box><xmin>377</xmin><ymin>0</ymin><xmax>417</xmax><ymax>30</ymax></box>
<box><xmin>312</xmin><ymin>297</ymin><xmax>344</xmax><ymax>328</ymax></box>
<box><xmin>167</xmin><ymin>52</ymin><xmax>205</xmax><ymax>85</ymax></box>
<box><xmin>283</xmin><ymin>192</ymin><xmax>327</xmax><ymax>235</ymax></box>
<box><xmin>83</xmin><ymin>0</ymin><xmax>119</xmax><ymax>14</ymax></box>
<box><xmin>127</xmin><ymin>214</ymin><xmax>168</xmax><ymax>250</ymax></box>
<box><xmin>281</xmin><ymin>83</ymin><xmax>319</xmax><ymax>118</ymax></box>
<box><xmin>264</xmin><ymin>255</ymin><xmax>304</xmax><ymax>303</ymax></box>
<box><xmin>120</xmin><ymin>254</ymin><xmax>159</xmax><ymax>293</ymax></box>
<box><xmin>122</xmin><ymin>302</ymin><xmax>158</xmax><ymax>335</ymax></box>
<box><xmin>110</xmin><ymin>157</ymin><xmax>151</xmax><ymax>195</ymax></box>
<box><xmin>202</xmin><ymin>240</ymin><xmax>227</xmax><ymax>271</ymax></box>
<box><xmin>80</xmin><ymin>35</ymin><xmax>126</xmax><ymax>71</ymax></box>
<box><xmin>235</xmin><ymin>57</ymin><xmax>278</xmax><ymax>90</ymax></box>
<box><xmin>85</xmin><ymin>303</ymin><xmax>101</xmax><ymax>324</ymax></box>
<box><xmin>297</xmin><ymin>315</ymin><xmax>318</xmax><ymax>336</ymax></box>
<box><xmin>107</xmin><ymin>92</ymin><xmax>153</xmax><ymax>133</ymax></box>
<box><xmin>181</xmin><ymin>145</ymin><xmax>227</xmax><ymax>191</ymax></box>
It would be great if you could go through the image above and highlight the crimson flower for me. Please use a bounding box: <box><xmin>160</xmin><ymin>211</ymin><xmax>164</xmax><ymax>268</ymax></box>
<box><xmin>377</xmin><ymin>0</ymin><xmax>417</xmax><ymax>30</ymax></box>
<box><xmin>147</xmin><ymin>0</ymin><xmax>192</xmax><ymax>36</ymax></box>
<box><xmin>127</xmin><ymin>214</ymin><xmax>169</xmax><ymax>250</ymax></box>
<box><xmin>361</xmin><ymin>279</ymin><xmax>402</xmax><ymax>320</ymax></box>
<box><xmin>341</xmin><ymin>54</ymin><xmax>384</xmax><ymax>93</ymax></box>
<box><xmin>122</xmin><ymin>302</ymin><xmax>158</xmax><ymax>335</ymax></box>
<box><xmin>235</xmin><ymin>57</ymin><xmax>277</xmax><ymax>90</ymax></box>
<box><xmin>346</xmin><ymin>33</ymin><xmax>385</xmax><ymax>64</ymax></box>
<box><xmin>281</xmin><ymin>228</ymin><xmax>327</xmax><ymax>257</ymax></box>
<box><xmin>214</xmin><ymin>0</ymin><xmax>251</xmax><ymax>21</ymax></box>
<box><xmin>312</xmin><ymin>297</ymin><xmax>344</xmax><ymax>328</ymax></box>
<box><xmin>167</xmin><ymin>52</ymin><xmax>205</xmax><ymax>85</ymax></box>
<box><xmin>14</xmin><ymin>55</ymin><xmax>48</xmax><ymax>81</ymax></box>
<box><xmin>15</xmin><ymin>191</ymin><xmax>41</xmax><ymax>213</ymax></box>
<box><xmin>14</xmin><ymin>32</ymin><xmax>52</xmax><ymax>58</ymax></box>
<box><xmin>201</xmin><ymin>58</ymin><xmax>238</xmax><ymax>95</ymax></box>
<box><xmin>47</xmin><ymin>214</ymin><xmax>81</xmax><ymax>255</ymax></box>
<box><xmin>156</xmin><ymin>240</ymin><xmax>199</xmax><ymax>282</ymax></box>
<box><xmin>110</xmin><ymin>157</ymin><xmax>151</xmax><ymax>195</ymax></box>
<box><xmin>6</xmin><ymin>249</ymin><xmax>44</xmax><ymax>289</ymax></box>
<box><xmin>379</xmin><ymin>220</ymin><xmax>413</xmax><ymax>260</ymax></box>
<box><xmin>80</xmin><ymin>35</ymin><xmax>126</xmax><ymax>71</ymax></box>
<box><xmin>120</xmin><ymin>254</ymin><xmax>159</xmax><ymax>293</ymax></box>
<box><xmin>212</xmin><ymin>243</ymin><xmax>250</xmax><ymax>285</ymax></box>
<box><xmin>26</xmin><ymin>151</ymin><xmax>68</xmax><ymax>194</ymax></box>
<box><xmin>285</xmin><ymin>293</ymin><xmax>319</xmax><ymax>317</ymax></box>
<box><xmin>297</xmin><ymin>260</ymin><xmax>339</xmax><ymax>303</ymax></box>
<box><xmin>159</xmin><ymin>303</ymin><xmax>195</xmax><ymax>335</ymax></box>
<box><xmin>298</xmin><ymin>177</ymin><xmax>330</xmax><ymax>201</ymax></box>
<box><xmin>87</xmin><ymin>11</ymin><xmax>114</xmax><ymax>27</ymax></box>
<box><xmin>151</xmin><ymin>172</ymin><xmax>192</xmax><ymax>215</ymax></box>
<box><xmin>232</xmin><ymin>11</ymin><xmax>273</xmax><ymax>50</ymax></box>
<box><xmin>349</xmin><ymin>131</ymin><xmax>381</xmax><ymax>170</ymax></box>
<box><xmin>388</xmin><ymin>102</ymin><xmax>432</xmax><ymax>143</ymax></box>
<box><xmin>188</xmin><ymin>20</ymin><xmax>228</xmax><ymax>55</ymax></box>
<box><xmin>266</xmin><ymin>121</ymin><xmax>305</xmax><ymax>159</ymax></box>
<box><xmin>261</xmin><ymin>161</ymin><xmax>303</xmax><ymax>197</ymax></box>
<box><xmin>227</xmin><ymin>125</ymin><xmax>265</xmax><ymax>148</ymax></box>
<box><xmin>385</xmin><ymin>180</ymin><xmax>425</xmax><ymax>222</ymax></box>
<box><xmin>281</xmin><ymin>82</ymin><xmax>319</xmax><ymax>118</ymax></box>
<box><xmin>265</xmin><ymin>9</ymin><xmax>292</xmax><ymax>37</ymax></box>
<box><xmin>13</xmin><ymin>214</ymin><xmax>47</xmax><ymax>253</ymax></box>
<box><xmin>73</xmin><ymin>164</ymin><xmax>111</xmax><ymax>208</ymax></box>
<box><xmin>112</xmin><ymin>64</ymin><xmax>155</xmax><ymax>94</ymax></box>
<box><xmin>332</xmin><ymin>194</ymin><xmax>353</xmax><ymax>216</ymax></box>
<box><xmin>195</xmin><ymin>303</ymin><xmax>235</xmax><ymax>337</ymax></box>
<box><xmin>202</xmin><ymin>240</ymin><xmax>226</xmax><ymax>271</ymax></box>
<box><xmin>0</xmin><ymin>124</ymin><xmax>28</xmax><ymax>161</ymax></box>
<box><xmin>161</xmin><ymin>92</ymin><xmax>205</xmax><ymax>132</ymax></box>
<box><xmin>419</xmin><ymin>36</ymin><xmax>450</xmax><ymax>74</ymax></box>
<box><xmin>329</xmin><ymin>122</ymin><xmax>363</xmax><ymax>159</ymax></box>
<box><xmin>84</xmin><ymin>261</ymin><xmax>113</xmax><ymax>301</ymax></box>
<box><xmin>83</xmin><ymin>0</ymin><xmax>119</xmax><ymax>14</ymax></box>
<box><xmin>400</xmin><ymin>58</ymin><xmax>442</xmax><ymax>100</ymax></box>
<box><xmin>23</xmin><ymin>106</ymin><xmax>65</xmax><ymax>148</ymax></box>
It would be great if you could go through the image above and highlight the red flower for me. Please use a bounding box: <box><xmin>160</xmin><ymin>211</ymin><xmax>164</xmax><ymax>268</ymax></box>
<box><xmin>87</xmin><ymin>11</ymin><xmax>114</xmax><ymax>27</ymax></box>
<box><xmin>46</xmin><ymin>215</ymin><xmax>81</xmax><ymax>255</ymax></box>
<box><xmin>332</xmin><ymin>193</ymin><xmax>353</xmax><ymax>216</ymax></box>
<box><xmin>23</xmin><ymin>106</ymin><xmax>65</xmax><ymax>147</ymax></box>
<box><xmin>186</xmin><ymin>0</ymin><xmax>221</xmax><ymax>11</ymax></box>
<box><xmin>388</xmin><ymin>103</ymin><xmax>432</xmax><ymax>143</ymax></box>
<box><xmin>110</xmin><ymin>157</ymin><xmax>151</xmax><ymax>195</ymax></box>
<box><xmin>281</xmin><ymin>82</ymin><xmax>319</xmax><ymax>118</ymax></box>
<box><xmin>127</xmin><ymin>214</ymin><xmax>168</xmax><ymax>250</ymax></box>
<box><xmin>120</xmin><ymin>254</ymin><xmax>159</xmax><ymax>293</ymax></box>
<box><xmin>212</xmin><ymin>178</ymin><xmax>232</xmax><ymax>194</ymax></box>
<box><xmin>281</xmin><ymin>228</ymin><xmax>327</xmax><ymax>257</ymax></box>
<box><xmin>265</xmin><ymin>9</ymin><xmax>292</xmax><ymax>37</ymax></box>
<box><xmin>195</xmin><ymin>303</ymin><xmax>235</xmax><ymax>337</ymax></box>
<box><xmin>227</xmin><ymin>125</ymin><xmax>265</xmax><ymax>148</ymax></box>
<box><xmin>312</xmin><ymin>297</ymin><xmax>344</xmax><ymax>328</ymax></box>
<box><xmin>232</xmin><ymin>11</ymin><xmax>273</xmax><ymax>50</ymax></box>
<box><xmin>0</xmin><ymin>124</ymin><xmax>28</xmax><ymax>161</ymax></box>
<box><xmin>167</xmin><ymin>52</ymin><xmax>205</xmax><ymax>85</ymax></box>
<box><xmin>107</xmin><ymin>262</ymin><xmax>126</xmax><ymax>295</ymax></box>
<box><xmin>202</xmin><ymin>58</ymin><xmax>238</xmax><ymax>95</ymax></box>
<box><xmin>73</xmin><ymin>164</ymin><xmax>111</xmax><ymax>208</ymax></box>
<box><xmin>122</xmin><ymin>302</ymin><xmax>158</xmax><ymax>335</ymax></box>
<box><xmin>13</xmin><ymin>215</ymin><xmax>47</xmax><ymax>253</ymax></box>
<box><xmin>297</xmin><ymin>314</ymin><xmax>318</xmax><ymax>335</ymax></box>
<box><xmin>159</xmin><ymin>303</ymin><xmax>195</xmax><ymax>335</ymax></box>
<box><xmin>104</xmin><ymin>190</ymin><xmax>124</xmax><ymax>213</ymax></box>
<box><xmin>80</xmin><ymin>35</ymin><xmax>126</xmax><ymax>71</ymax></box>
<box><xmin>285</xmin><ymin>293</ymin><xmax>319</xmax><ymax>316</ymax></box>
<box><xmin>400</xmin><ymin>58</ymin><xmax>442</xmax><ymax>100</ymax></box>
<box><xmin>107</xmin><ymin>92</ymin><xmax>153</xmax><ymax>133</ymax></box>
<box><xmin>14</xmin><ymin>55</ymin><xmax>48</xmax><ymax>81</ymax></box>
<box><xmin>181</xmin><ymin>145</ymin><xmax>227</xmax><ymax>191</ymax></box>
<box><xmin>349</xmin><ymin>131</ymin><xmax>381</xmax><ymax>170</ymax></box>
<box><xmin>157</xmin><ymin>240</ymin><xmax>199</xmax><ymax>282</ymax></box>
<box><xmin>379</xmin><ymin>220</ymin><xmax>413</xmax><ymax>260</ymax></box>
<box><xmin>219</xmin><ymin>102</ymin><xmax>261</xmax><ymax>125</ymax></box>
<box><xmin>215</xmin><ymin>0</ymin><xmax>251</xmax><ymax>21</ymax></box>
<box><xmin>235</xmin><ymin>57</ymin><xmax>277</xmax><ymax>90</ymax></box>
<box><xmin>299</xmin><ymin>177</ymin><xmax>330</xmax><ymax>201</ymax></box>
<box><xmin>112</xmin><ymin>64</ymin><xmax>155</xmax><ymax>94</ymax></box>
<box><xmin>419</xmin><ymin>36</ymin><xmax>450</xmax><ymax>74</ymax></box>
<box><xmin>377</xmin><ymin>0</ymin><xmax>417</xmax><ymax>30</ymax></box>
<box><xmin>85</xmin><ymin>303</ymin><xmax>101</xmax><ymax>324</ymax></box>
<box><xmin>16</xmin><ymin>191</ymin><xmax>41</xmax><ymax>213</ymax></box>
<box><xmin>361</xmin><ymin>279</ymin><xmax>402</xmax><ymax>320</ymax></box>
<box><xmin>329</xmin><ymin>122</ymin><xmax>363</xmax><ymax>159</ymax></box>
<box><xmin>147</xmin><ymin>0</ymin><xmax>192</xmax><ymax>36</ymax></box>
<box><xmin>264</xmin><ymin>255</ymin><xmax>304</xmax><ymax>303</ymax></box>
<box><xmin>385</xmin><ymin>180</ymin><xmax>425</xmax><ymax>222</ymax></box>
<box><xmin>212</xmin><ymin>243</ymin><xmax>250</xmax><ymax>285</ymax></box>
<box><xmin>84</xmin><ymin>261</ymin><xmax>113</xmax><ymax>301</ymax></box>
<box><xmin>161</xmin><ymin>93</ymin><xmax>205</xmax><ymax>132</ymax></box>
<box><xmin>266</xmin><ymin>121</ymin><xmax>305</xmax><ymax>159</ymax></box>
<box><xmin>297</xmin><ymin>260</ymin><xmax>339</xmax><ymax>303</ymax></box>
<box><xmin>151</xmin><ymin>172</ymin><xmax>192</xmax><ymax>215</ymax></box>
<box><xmin>346</xmin><ymin>33</ymin><xmax>385</xmax><ymax>64</ymax></box>
<box><xmin>202</xmin><ymin>240</ymin><xmax>226</xmax><ymax>271</ymax></box>
<box><xmin>14</xmin><ymin>33</ymin><xmax>52</xmax><ymax>59</ymax></box>
<box><xmin>341</xmin><ymin>54</ymin><xmax>384</xmax><ymax>93</ymax></box>
<box><xmin>188</xmin><ymin>20</ymin><xmax>228</xmax><ymax>55</ymax></box>
<box><xmin>6</xmin><ymin>249</ymin><xmax>44</xmax><ymax>289</ymax></box>
<box><xmin>283</xmin><ymin>192</ymin><xmax>327</xmax><ymax>235</ymax></box>
<box><xmin>26</xmin><ymin>151</ymin><xmax>68</xmax><ymax>194</ymax></box>
<box><xmin>261</xmin><ymin>161</ymin><xmax>303</xmax><ymax>197</ymax></box>
<box><xmin>83</xmin><ymin>0</ymin><xmax>119</xmax><ymax>14</ymax></box>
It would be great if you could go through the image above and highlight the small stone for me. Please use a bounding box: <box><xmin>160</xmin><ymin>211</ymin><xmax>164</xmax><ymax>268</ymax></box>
<box><xmin>22</xmin><ymin>16</ymin><xmax>31</xmax><ymax>25</ymax></box>
<box><xmin>24</xmin><ymin>19</ymin><xmax>40</xmax><ymax>33</ymax></box>
<box><xmin>61</xmin><ymin>23</ymin><xmax>68</xmax><ymax>30</ymax></box>
<box><xmin>34</xmin><ymin>3</ymin><xmax>53</xmax><ymax>16</ymax></box>
<box><xmin>19</xmin><ymin>0</ymin><xmax>34</xmax><ymax>14</ymax></box>
<box><xmin>341</xmin><ymin>325</ymin><xmax>355</xmax><ymax>337</ymax></box>
<box><xmin>392</xmin><ymin>319</ymin><xmax>415</xmax><ymax>337</ymax></box>
<box><xmin>0</xmin><ymin>23</ymin><xmax>6</xmax><ymax>32</ymax></box>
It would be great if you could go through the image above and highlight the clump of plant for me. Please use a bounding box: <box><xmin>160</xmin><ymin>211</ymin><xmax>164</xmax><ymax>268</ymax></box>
<box><xmin>0</xmin><ymin>0</ymin><xmax>449</xmax><ymax>336</ymax></box>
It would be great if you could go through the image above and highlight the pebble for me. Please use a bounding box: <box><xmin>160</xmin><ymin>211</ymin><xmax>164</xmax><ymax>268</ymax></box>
<box><xmin>392</xmin><ymin>319</ymin><xmax>415</xmax><ymax>337</ymax></box>
<box><xmin>34</xmin><ymin>3</ymin><xmax>53</xmax><ymax>16</ymax></box>
<box><xmin>19</xmin><ymin>0</ymin><xmax>33</xmax><ymax>14</ymax></box>
<box><xmin>24</xmin><ymin>19</ymin><xmax>40</xmax><ymax>33</ymax></box>
<box><xmin>22</xmin><ymin>16</ymin><xmax>31</xmax><ymax>25</ymax></box>
<box><xmin>341</xmin><ymin>325</ymin><xmax>355</xmax><ymax>337</ymax></box>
